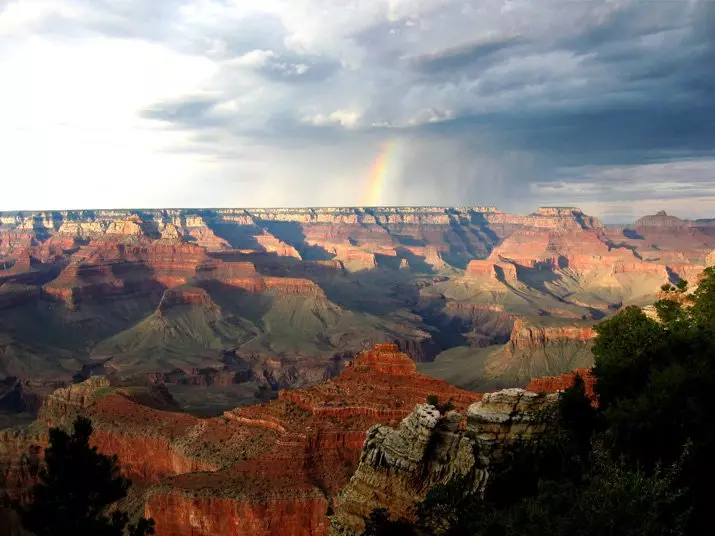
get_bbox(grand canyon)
[1,206,714,534]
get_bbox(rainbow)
[361,139,402,206]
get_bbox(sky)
[0,0,714,222]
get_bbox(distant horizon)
[0,205,709,226]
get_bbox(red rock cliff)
[2,345,480,536]
[526,369,597,402]
[508,319,596,352]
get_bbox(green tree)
[592,267,715,535]
[18,417,154,536]
[557,374,596,460]
[591,306,668,411]
[690,267,715,333]
[414,445,687,536]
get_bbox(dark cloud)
[406,36,523,74]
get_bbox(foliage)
[557,374,596,460]
[425,395,455,414]
[592,267,715,534]
[411,444,687,536]
[363,507,414,536]
[17,417,154,536]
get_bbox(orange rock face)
[42,240,211,307]
[508,319,597,352]
[144,494,328,536]
[526,369,596,401]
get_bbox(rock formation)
[329,388,558,534]
[2,345,482,536]
[508,319,596,352]
[634,210,687,229]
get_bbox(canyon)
[0,343,595,536]
[0,206,713,533]
[1,345,483,535]
[0,206,712,419]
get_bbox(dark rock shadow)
[395,247,434,274]
[623,228,644,240]
[260,221,335,261]
[206,223,264,250]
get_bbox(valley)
[0,206,713,419]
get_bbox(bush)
[425,395,455,414]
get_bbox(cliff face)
[42,241,211,308]
[0,427,46,503]
[329,388,558,535]
[508,319,596,352]
[142,346,479,535]
[526,369,596,401]
[2,345,482,536]
[144,493,328,536]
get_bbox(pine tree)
[19,417,154,536]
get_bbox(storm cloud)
[0,0,713,221]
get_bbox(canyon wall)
[526,369,596,401]
[2,345,484,536]
[508,319,596,353]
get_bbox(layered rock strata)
[526,369,596,401]
[329,388,558,534]
[508,319,596,352]
[2,345,481,536]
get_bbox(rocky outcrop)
[465,260,518,285]
[634,210,687,228]
[329,389,558,534]
[508,319,596,353]
[38,376,111,427]
[156,286,214,314]
[331,246,377,271]
[262,277,325,297]
[255,231,302,259]
[268,344,480,421]
[707,251,715,267]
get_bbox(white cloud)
[228,49,276,68]
[302,110,361,128]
